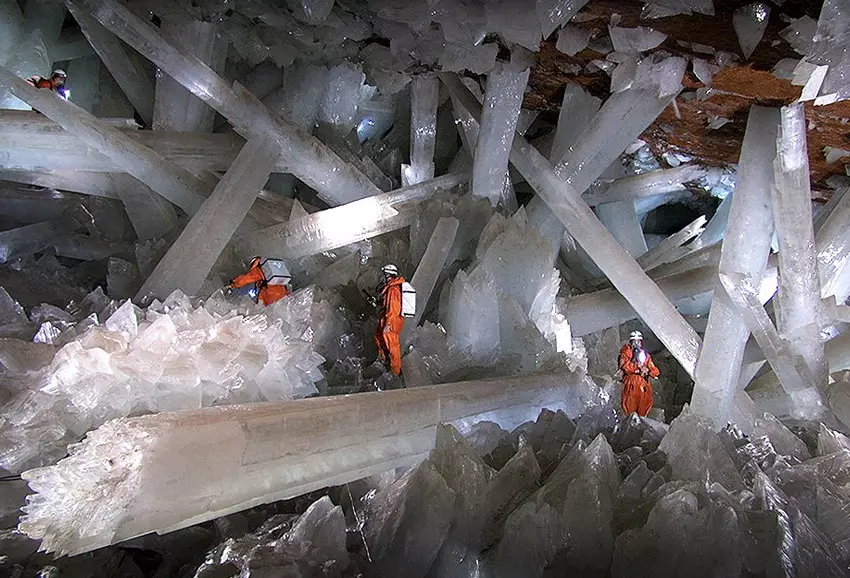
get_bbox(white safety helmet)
[52,69,67,78]
[629,330,643,341]
[382,263,399,276]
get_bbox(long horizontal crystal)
[20,372,582,556]
[583,165,707,206]
[400,216,460,346]
[64,1,154,125]
[0,67,208,214]
[719,271,825,419]
[236,173,468,259]
[441,73,702,377]
[138,135,279,301]
[70,0,383,206]
[0,111,245,174]
[566,266,717,336]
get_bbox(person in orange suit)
[619,330,660,417]
[375,263,406,375]
[27,69,69,99]
[228,257,289,306]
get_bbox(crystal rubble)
[772,103,828,389]
[442,73,702,379]
[237,172,468,260]
[471,61,529,210]
[0,286,325,473]
[401,76,438,186]
[399,217,459,347]
[556,24,591,57]
[801,0,850,105]
[137,134,280,302]
[0,67,208,215]
[690,106,780,429]
[19,372,583,556]
[152,19,227,133]
[71,0,384,208]
[608,26,667,54]
[63,1,155,126]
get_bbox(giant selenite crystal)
[402,76,439,186]
[0,288,325,473]
[772,103,828,388]
[19,372,581,556]
[690,106,779,428]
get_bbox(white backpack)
[260,258,291,286]
[401,282,416,317]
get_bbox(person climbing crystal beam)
[619,330,660,416]
[228,257,290,306]
[26,69,69,100]
[374,264,415,375]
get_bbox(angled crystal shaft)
[69,0,382,206]
[20,372,580,556]
[442,73,702,377]
[63,0,154,125]
[237,173,468,259]
[137,134,279,301]
[0,67,207,214]
[583,165,707,206]
[637,215,707,272]
[401,216,460,346]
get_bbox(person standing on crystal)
[374,264,415,376]
[619,331,660,417]
[27,69,69,100]
[228,257,290,306]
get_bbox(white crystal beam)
[817,186,850,303]
[594,200,648,257]
[0,217,80,263]
[471,66,529,208]
[637,215,707,272]
[719,271,825,419]
[63,1,155,126]
[20,372,580,556]
[0,67,207,214]
[137,134,279,302]
[152,19,227,132]
[690,106,779,428]
[772,103,828,386]
[566,266,717,336]
[442,74,702,376]
[583,165,707,206]
[400,217,460,346]
[69,0,383,206]
[550,83,601,163]
[236,173,468,260]
[402,76,439,186]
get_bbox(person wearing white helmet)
[619,330,659,416]
[374,263,406,375]
[27,69,69,99]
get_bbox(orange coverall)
[229,260,289,306]
[619,343,660,417]
[375,276,406,375]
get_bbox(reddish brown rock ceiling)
[524,0,850,200]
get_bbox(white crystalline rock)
[536,0,591,39]
[485,0,543,51]
[805,0,850,103]
[440,210,573,369]
[551,83,602,163]
[403,76,439,186]
[0,287,325,473]
[608,26,667,53]
[0,29,50,110]
[641,0,715,18]
[780,16,817,56]
[472,65,530,208]
[824,146,850,165]
[0,0,25,61]
[286,0,334,25]
[439,42,499,74]
[556,25,591,56]
[319,62,371,129]
[732,2,770,60]
[691,57,717,85]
